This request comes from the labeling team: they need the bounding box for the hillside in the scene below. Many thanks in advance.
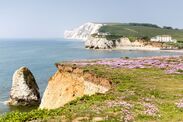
[99,23,183,42]
[64,22,183,49]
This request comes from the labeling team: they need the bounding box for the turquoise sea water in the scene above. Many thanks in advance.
[0,39,182,113]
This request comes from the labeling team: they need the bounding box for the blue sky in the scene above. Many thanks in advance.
[0,0,182,38]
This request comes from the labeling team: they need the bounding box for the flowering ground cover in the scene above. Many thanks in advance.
[0,56,183,122]
[74,56,183,74]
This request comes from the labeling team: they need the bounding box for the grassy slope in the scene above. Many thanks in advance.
[99,24,183,42]
[1,66,183,122]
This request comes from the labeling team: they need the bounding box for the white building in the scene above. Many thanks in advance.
[97,32,111,36]
[150,35,177,43]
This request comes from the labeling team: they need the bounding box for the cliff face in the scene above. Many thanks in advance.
[85,37,161,50]
[39,64,111,109]
[64,22,104,40]
[85,37,114,49]
[64,23,172,50]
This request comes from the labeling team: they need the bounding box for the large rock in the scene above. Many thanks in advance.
[7,67,40,106]
[85,37,114,49]
[116,38,132,47]
[39,64,111,109]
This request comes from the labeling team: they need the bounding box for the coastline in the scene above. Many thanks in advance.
[86,46,183,53]
[114,47,183,53]
[64,38,183,53]
[64,22,183,53]
[114,46,160,51]
[1,55,183,121]
[159,49,183,53]
[0,40,182,115]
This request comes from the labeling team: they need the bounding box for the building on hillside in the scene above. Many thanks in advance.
[96,32,111,37]
[92,32,111,38]
[150,35,177,43]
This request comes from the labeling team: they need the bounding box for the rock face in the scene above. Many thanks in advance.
[85,37,161,50]
[64,22,175,50]
[7,67,40,106]
[115,38,133,47]
[85,37,114,49]
[39,64,111,109]
[64,22,104,40]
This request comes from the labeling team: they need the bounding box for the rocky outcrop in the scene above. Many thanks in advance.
[39,64,111,109]
[85,37,114,49]
[85,37,161,50]
[115,38,132,47]
[7,67,40,106]
[64,22,104,40]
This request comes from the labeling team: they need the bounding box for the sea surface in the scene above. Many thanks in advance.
[0,38,182,114]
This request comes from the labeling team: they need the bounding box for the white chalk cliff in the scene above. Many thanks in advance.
[64,22,162,50]
[64,22,104,40]
[85,37,114,49]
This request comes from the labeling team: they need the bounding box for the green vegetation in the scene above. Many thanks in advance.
[166,41,183,49]
[1,66,183,121]
[99,23,183,43]
[129,23,161,28]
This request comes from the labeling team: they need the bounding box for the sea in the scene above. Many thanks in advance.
[0,38,182,114]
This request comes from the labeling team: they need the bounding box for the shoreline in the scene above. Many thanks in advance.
[65,39,183,53]
[64,38,183,53]
[159,49,183,53]
[86,47,183,53]
[1,55,182,121]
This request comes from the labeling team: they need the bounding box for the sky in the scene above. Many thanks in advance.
[0,0,183,38]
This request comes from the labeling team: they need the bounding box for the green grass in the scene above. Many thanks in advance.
[99,24,183,42]
[0,66,183,121]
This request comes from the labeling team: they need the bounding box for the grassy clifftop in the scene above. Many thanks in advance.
[99,23,183,42]
[1,56,183,122]
[1,67,182,121]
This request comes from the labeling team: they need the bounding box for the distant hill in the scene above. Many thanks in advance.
[99,23,183,42]
[64,22,183,49]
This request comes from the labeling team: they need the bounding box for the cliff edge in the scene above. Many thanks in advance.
[64,22,104,40]
[39,63,111,109]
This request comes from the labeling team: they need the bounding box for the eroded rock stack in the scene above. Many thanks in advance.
[39,63,111,109]
[7,67,40,106]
